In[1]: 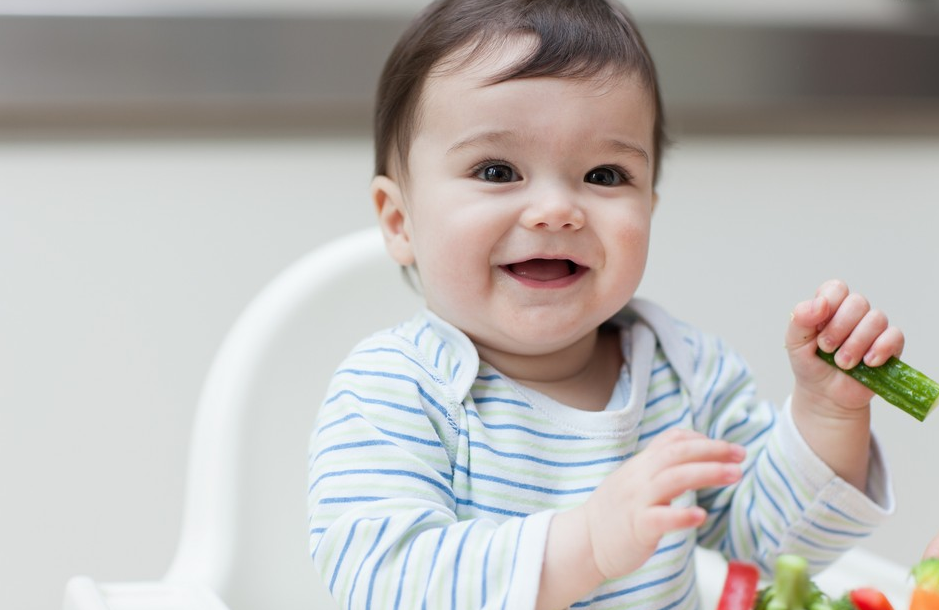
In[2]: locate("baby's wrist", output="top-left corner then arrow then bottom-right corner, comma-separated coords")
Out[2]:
791,384 -> 871,421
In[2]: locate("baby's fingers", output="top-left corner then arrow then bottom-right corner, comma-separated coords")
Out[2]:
862,325 -> 904,367
637,505 -> 708,543
787,280 -> 849,351
645,429 -> 745,467
649,460 -> 743,504
826,305 -> 896,369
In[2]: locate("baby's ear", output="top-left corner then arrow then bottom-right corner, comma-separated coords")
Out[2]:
372,175 -> 415,266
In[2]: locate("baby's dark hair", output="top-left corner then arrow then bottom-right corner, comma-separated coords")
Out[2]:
373,0 -> 667,185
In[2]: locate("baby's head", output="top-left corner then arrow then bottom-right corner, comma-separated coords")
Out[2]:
374,0 -> 666,186
371,0 -> 664,367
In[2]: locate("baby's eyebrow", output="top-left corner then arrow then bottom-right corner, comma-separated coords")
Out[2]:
446,130 -> 519,155
605,139 -> 650,167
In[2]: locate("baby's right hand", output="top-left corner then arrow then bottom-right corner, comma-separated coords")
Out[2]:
924,533 -> 939,559
583,429 -> 745,580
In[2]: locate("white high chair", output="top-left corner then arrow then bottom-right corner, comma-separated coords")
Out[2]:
61,228 -> 912,610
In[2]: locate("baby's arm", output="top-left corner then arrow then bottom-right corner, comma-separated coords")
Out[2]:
535,429 -> 745,610
785,280 -> 904,490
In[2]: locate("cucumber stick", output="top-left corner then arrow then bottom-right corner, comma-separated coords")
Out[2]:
816,348 -> 939,421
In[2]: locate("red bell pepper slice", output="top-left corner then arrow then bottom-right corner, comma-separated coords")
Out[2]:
717,561 -> 761,610
849,588 -> 894,610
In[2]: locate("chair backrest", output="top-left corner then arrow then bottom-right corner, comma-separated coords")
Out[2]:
164,228 -> 423,610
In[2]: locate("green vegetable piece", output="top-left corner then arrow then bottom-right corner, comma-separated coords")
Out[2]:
912,558 -> 939,591
763,554 -> 822,610
816,348 -> 939,422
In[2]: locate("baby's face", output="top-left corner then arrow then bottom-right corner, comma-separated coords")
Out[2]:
375,37 -> 658,370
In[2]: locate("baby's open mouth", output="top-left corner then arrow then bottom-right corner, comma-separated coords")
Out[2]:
505,259 -> 581,282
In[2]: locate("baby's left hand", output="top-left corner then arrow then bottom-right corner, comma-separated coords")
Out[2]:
785,279 -> 905,412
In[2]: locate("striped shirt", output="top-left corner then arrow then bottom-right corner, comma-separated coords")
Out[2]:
307,299 -> 892,610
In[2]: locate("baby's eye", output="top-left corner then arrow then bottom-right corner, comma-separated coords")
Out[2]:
585,166 -> 629,186
474,163 -> 519,183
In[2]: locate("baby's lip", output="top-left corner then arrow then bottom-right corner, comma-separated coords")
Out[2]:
501,257 -> 587,282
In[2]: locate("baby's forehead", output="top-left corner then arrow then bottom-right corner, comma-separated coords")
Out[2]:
427,32 -> 538,80
423,35 -> 638,99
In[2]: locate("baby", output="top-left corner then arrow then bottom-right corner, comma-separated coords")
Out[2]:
307,1 -> 899,608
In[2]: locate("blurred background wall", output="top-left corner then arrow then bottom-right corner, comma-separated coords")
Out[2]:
2,1 -> 938,608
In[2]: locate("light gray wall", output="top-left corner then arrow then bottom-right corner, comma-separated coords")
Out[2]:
3,133 -> 938,609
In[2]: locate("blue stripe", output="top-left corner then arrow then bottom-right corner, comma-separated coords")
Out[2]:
421,529 -> 447,610
318,411 -> 362,432
823,502 -> 875,528
453,465 -> 595,495
413,322 -> 430,345
572,543 -> 695,606
658,574 -> 698,610
325,389 -> 425,416
357,346 -> 431,377
655,537 -> 690,556
467,440 -> 629,468
465,410 -> 586,440
639,406 -> 692,441
652,361 -> 671,376
648,387 -> 682,408
481,533 -> 493,606
454,497 -> 529,518
700,348 -> 726,408
321,496 -> 387,504
724,411 -> 774,444
451,521 -> 479,610
348,517 -> 388,607
393,529 -> 418,610
746,492 -> 759,554
314,439 -> 397,460
374,426 -> 446,448
754,467 -> 788,524
333,367 -> 453,423
806,518 -> 869,538
330,519 -> 360,592
710,368 -> 751,416
500,523 -> 525,610
365,520 -> 393,610
473,396 -> 532,409
722,412 -> 752,437
311,468 -> 456,502
371,511 -> 432,610
793,532 -> 853,554
758,522 -> 780,547
766,451 -> 804,512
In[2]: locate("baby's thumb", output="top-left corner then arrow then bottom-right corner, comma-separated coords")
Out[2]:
785,296 -> 829,352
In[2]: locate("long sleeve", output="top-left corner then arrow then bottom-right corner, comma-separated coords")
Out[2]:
685,326 -> 894,576
307,318 -> 552,610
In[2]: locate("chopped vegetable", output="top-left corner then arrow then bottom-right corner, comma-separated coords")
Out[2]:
756,554 -> 831,610
909,589 -> 939,610
913,559 -> 939,590
910,558 -> 939,610
816,348 -> 939,422
847,588 -> 895,610
718,561 -> 762,610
